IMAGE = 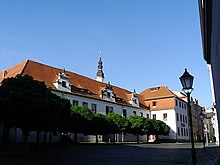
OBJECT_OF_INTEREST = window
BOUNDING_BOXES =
[177,127,180,136]
[179,101,181,107]
[106,106,113,114]
[107,92,111,98]
[185,116,187,123]
[133,111,136,115]
[184,128,186,136]
[146,114,149,118]
[133,99,137,104]
[163,113,167,121]
[177,113,179,121]
[123,109,127,118]
[140,112,143,117]
[152,114,156,120]
[175,100,178,106]
[152,101,157,107]
[72,100,79,106]
[186,129,188,136]
[82,102,88,107]
[180,114,182,122]
[91,103,97,113]
[184,104,186,109]
[181,128,183,136]
[62,81,66,87]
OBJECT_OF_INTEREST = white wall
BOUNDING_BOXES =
[54,91,150,118]
[150,100,189,141]
[150,109,176,140]
[175,100,189,141]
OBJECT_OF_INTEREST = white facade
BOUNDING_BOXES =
[54,91,150,118]
[150,99,189,141]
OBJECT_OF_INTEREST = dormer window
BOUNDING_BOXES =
[152,101,157,107]
[53,69,71,92]
[107,92,111,98]
[129,89,139,107]
[100,82,116,102]
[133,98,137,104]
[62,81,66,87]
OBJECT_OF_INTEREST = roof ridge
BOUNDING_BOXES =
[20,59,30,75]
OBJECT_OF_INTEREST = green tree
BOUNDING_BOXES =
[71,105,95,142]
[0,74,72,147]
[128,116,150,143]
[105,112,130,133]
[91,113,110,143]
[149,119,170,142]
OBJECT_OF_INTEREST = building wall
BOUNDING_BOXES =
[54,91,150,118]
[149,97,189,141]
[175,104,189,141]
[151,109,176,140]
[210,0,220,145]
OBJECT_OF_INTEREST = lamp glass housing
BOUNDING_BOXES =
[179,69,194,93]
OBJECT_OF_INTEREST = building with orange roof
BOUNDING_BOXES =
[0,58,204,142]
[0,58,151,143]
[140,86,190,141]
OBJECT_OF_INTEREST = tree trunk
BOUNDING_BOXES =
[113,134,115,144]
[36,131,40,148]
[43,132,47,144]
[14,128,17,142]
[136,134,139,143]
[95,135,98,143]
[146,135,149,143]
[23,129,29,155]
[49,132,52,144]
[74,133,77,144]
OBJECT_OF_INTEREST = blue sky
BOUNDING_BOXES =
[0,0,212,107]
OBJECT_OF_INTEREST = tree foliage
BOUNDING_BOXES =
[0,74,71,133]
[105,112,130,134]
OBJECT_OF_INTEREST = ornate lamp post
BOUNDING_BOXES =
[179,69,196,165]
[199,109,206,151]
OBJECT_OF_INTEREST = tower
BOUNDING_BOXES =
[96,50,104,82]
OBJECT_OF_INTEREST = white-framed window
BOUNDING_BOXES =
[106,106,113,114]
[123,109,127,118]
[152,114,156,119]
[140,112,143,117]
[91,103,97,113]
[82,102,88,107]
[152,101,157,107]
[163,113,167,121]
[72,100,79,106]
[133,111,136,115]
[62,81,66,87]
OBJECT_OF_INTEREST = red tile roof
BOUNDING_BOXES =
[0,60,148,109]
[140,86,176,110]
[0,60,185,111]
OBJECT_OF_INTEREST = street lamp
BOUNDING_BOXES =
[199,109,206,151]
[179,68,196,165]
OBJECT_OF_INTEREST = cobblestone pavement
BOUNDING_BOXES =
[0,143,219,165]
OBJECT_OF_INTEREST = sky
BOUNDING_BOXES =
[0,0,213,107]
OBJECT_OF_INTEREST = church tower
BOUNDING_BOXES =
[96,50,105,82]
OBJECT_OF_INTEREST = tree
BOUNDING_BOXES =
[70,105,95,142]
[105,113,130,133]
[70,106,86,143]
[148,119,170,142]
[128,116,150,143]
[105,112,130,143]
[0,74,72,147]
[91,113,110,143]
